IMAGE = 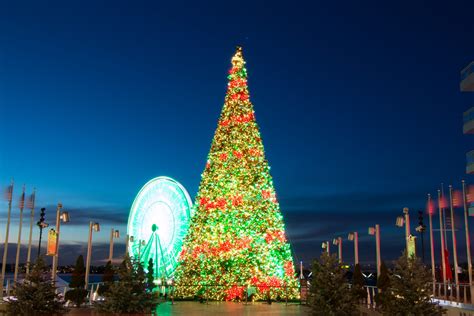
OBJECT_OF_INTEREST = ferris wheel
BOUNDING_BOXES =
[127,176,193,279]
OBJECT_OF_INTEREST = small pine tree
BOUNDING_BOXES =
[374,261,390,308]
[95,255,157,314]
[309,252,358,316]
[97,260,115,296]
[351,263,366,302]
[146,258,156,293]
[381,252,445,315]
[70,255,85,288]
[65,255,88,307]
[7,256,67,315]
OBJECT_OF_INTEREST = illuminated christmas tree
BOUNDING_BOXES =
[174,47,299,301]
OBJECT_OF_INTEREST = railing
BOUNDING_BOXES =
[430,282,474,304]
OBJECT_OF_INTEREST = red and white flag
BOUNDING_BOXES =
[27,191,36,210]
[438,195,448,209]
[467,185,474,203]
[4,184,13,202]
[453,190,463,208]
[19,190,25,209]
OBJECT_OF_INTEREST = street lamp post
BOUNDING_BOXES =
[138,239,146,262]
[108,229,120,262]
[333,237,342,263]
[51,204,70,284]
[85,222,100,290]
[396,207,414,257]
[348,232,359,266]
[369,225,381,277]
[125,235,132,256]
[321,241,330,254]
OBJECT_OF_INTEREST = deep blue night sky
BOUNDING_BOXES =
[1,0,474,266]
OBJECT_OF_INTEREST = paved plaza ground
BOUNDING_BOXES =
[64,302,310,315]
[155,301,310,316]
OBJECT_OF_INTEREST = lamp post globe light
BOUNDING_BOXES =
[321,241,330,254]
[368,225,381,277]
[333,237,342,263]
[51,204,70,284]
[85,222,100,289]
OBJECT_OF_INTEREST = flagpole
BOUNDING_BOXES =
[375,224,381,277]
[438,189,447,297]
[14,185,26,283]
[428,194,436,296]
[449,185,460,301]
[26,189,35,275]
[462,180,473,303]
[0,181,14,298]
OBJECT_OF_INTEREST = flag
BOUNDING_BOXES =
[453,190,463,208]
[468,185,474,203]
[438,195,448,209]
[4,184,13,202]
[426,197,435,215]
[19,190,25,209]
[27,191,35,209]
[444,248,453,281]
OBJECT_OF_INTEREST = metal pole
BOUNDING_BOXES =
[108,228,114,262]
[428,194,436,296]
[438,190,447,296]
[403,207,410,256]
[1,181,14,298]
[327,241,330,255]
[37,222,44,259]
[354,232,359,266]
[14,186,26,283]
[449,185,460,300]
[26,189,35,275]
[375,224,381,277]
[462,180,473,303]
[51,203,62,284]
[85,221,93,290]
[338,237,342,263]
[125,234,129,256]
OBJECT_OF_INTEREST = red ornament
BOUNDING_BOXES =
[284,260,294,277]
[233,150,243,159]
[262,190,272,199]
[219,153,228,161]
[216,197,227,209]
[267,276,281,287]
[232,195,243,206]
[225,285,245,301]
[240,93,249,101]
[220,119,230,127]
[200,197,210,207]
